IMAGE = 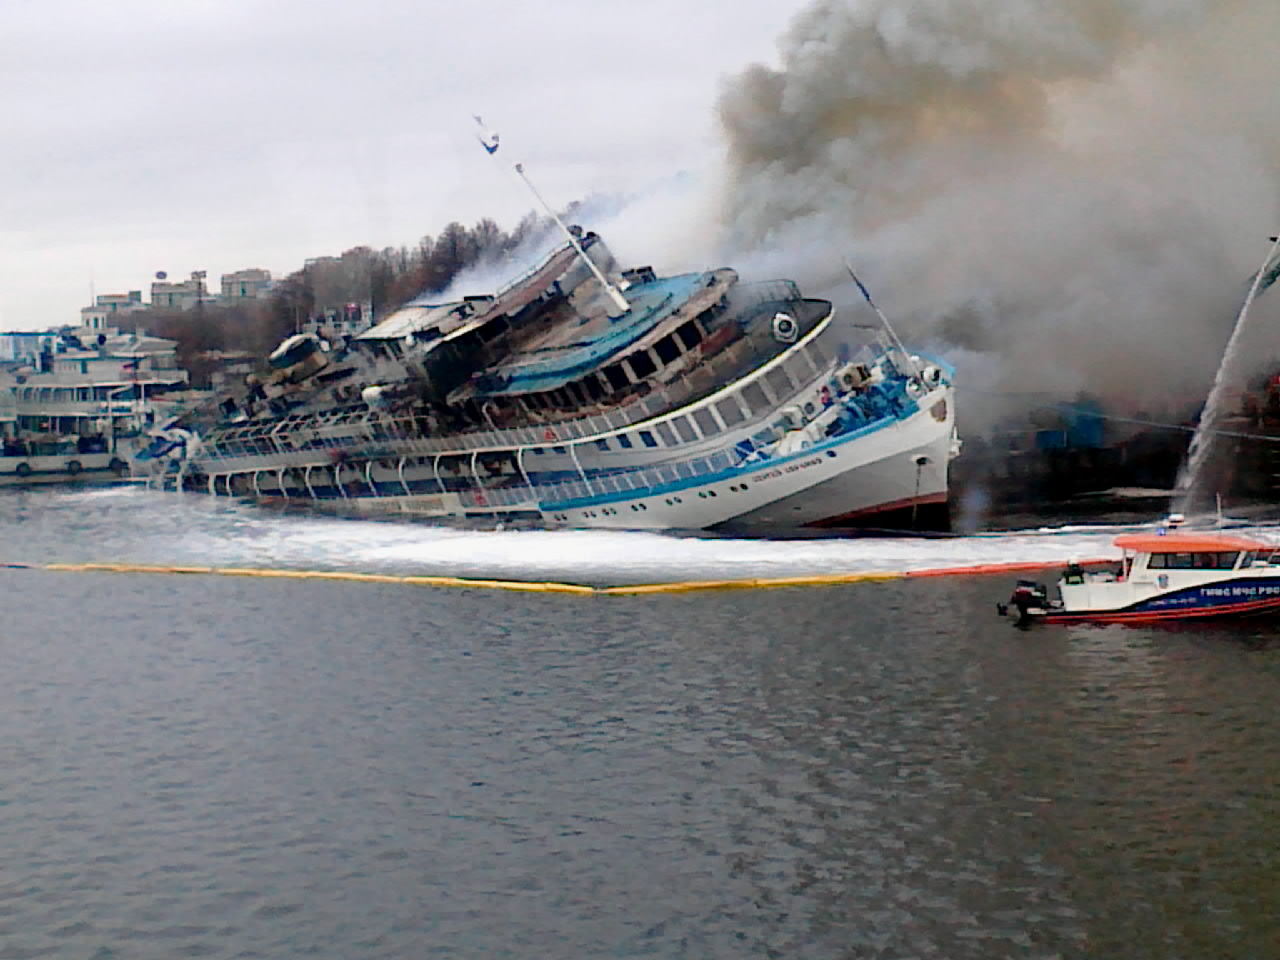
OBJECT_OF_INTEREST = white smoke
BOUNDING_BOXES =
[716,0,1280,416]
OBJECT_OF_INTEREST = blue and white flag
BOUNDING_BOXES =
[473,116,500,155]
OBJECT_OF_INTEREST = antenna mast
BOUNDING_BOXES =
[843,261,924,381]
[513,163,630,315]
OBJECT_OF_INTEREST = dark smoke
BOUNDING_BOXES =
[716,0,1280,421]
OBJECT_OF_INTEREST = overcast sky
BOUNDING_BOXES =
[0,0,811,331]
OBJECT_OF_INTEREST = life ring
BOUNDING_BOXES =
[14,462,31,478]
[65,460,83,476]
[109,458,129,477]
[475,491,487,506]
[543,429,556,443]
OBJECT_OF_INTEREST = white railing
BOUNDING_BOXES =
[456,446,743,509]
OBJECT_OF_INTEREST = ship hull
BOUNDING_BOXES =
[726,416,954,532]
[283,385,956,532]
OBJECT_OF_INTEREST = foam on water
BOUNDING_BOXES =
[15,485,1280,586]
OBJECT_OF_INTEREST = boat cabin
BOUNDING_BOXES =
[1057,532,1280,614]
[1111,533,1275,578]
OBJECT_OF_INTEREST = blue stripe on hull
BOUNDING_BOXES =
[1048,578,1280,623]
[540,404,912,512]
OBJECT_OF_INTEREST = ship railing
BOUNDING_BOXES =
[456,447,741,509]
[193,292,827,469]
[493,239,575,299]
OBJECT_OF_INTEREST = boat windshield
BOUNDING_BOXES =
[1147,551,1240,570]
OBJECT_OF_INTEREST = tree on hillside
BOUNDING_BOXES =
[116,209,565,372]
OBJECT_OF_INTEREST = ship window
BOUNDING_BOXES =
[786,351,816,383]
[629,352,657,379]
[693,407,719,436]
[741,382,769,415]
[808,338,831,366]
[655,336,680,365]
[676,321,702,350]
[655,422,676,446]
[639,430,658,448]
[604,365,629,390]
[766,366,794,400]
[716,397,745,427]
[553,446,567,455]
[584,378,603,400]
[594,439,610,451]
[673,417,697,442]
[1203,551,1241,569]
[1155,553,1195,569]
[617,434,633,449]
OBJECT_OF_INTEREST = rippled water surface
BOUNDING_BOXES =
[1,486,1278,957]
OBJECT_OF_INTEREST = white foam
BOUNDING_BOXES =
[25,486,1280,585]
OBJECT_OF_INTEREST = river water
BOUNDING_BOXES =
[1,486,1278,958]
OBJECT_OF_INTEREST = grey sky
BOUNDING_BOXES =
[0,0,811,331]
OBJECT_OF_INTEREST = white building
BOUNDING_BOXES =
[79,290,145,330]
[151,271,210,309]
[220,268,273,301]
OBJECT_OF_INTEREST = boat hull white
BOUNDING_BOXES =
[728,403,954,531]
[292,384,955,532]
[0,452,131,486]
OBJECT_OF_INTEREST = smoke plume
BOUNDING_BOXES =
[716,0,1280,418]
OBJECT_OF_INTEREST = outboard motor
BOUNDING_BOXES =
[998,580,1050,623]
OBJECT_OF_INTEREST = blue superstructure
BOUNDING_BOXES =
[469,273,711,397]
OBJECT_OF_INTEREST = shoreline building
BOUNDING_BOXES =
[220,268,273,302]
[151,271,212,310]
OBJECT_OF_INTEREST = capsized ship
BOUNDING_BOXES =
[154,230,959,531]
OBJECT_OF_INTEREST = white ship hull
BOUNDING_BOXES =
[0,451,131,486]
[294,382,954,532]
[731,415,954,530]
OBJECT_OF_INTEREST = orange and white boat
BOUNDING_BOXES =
[1000,532,1280,624]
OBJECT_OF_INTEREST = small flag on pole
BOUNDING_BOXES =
[473,116,500,155]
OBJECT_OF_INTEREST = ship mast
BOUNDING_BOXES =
[512,162,630,316]
[843,261,924,382]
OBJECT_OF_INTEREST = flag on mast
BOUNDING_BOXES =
[473,116,500,155]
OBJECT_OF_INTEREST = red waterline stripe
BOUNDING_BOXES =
[1044,595,1280,623]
